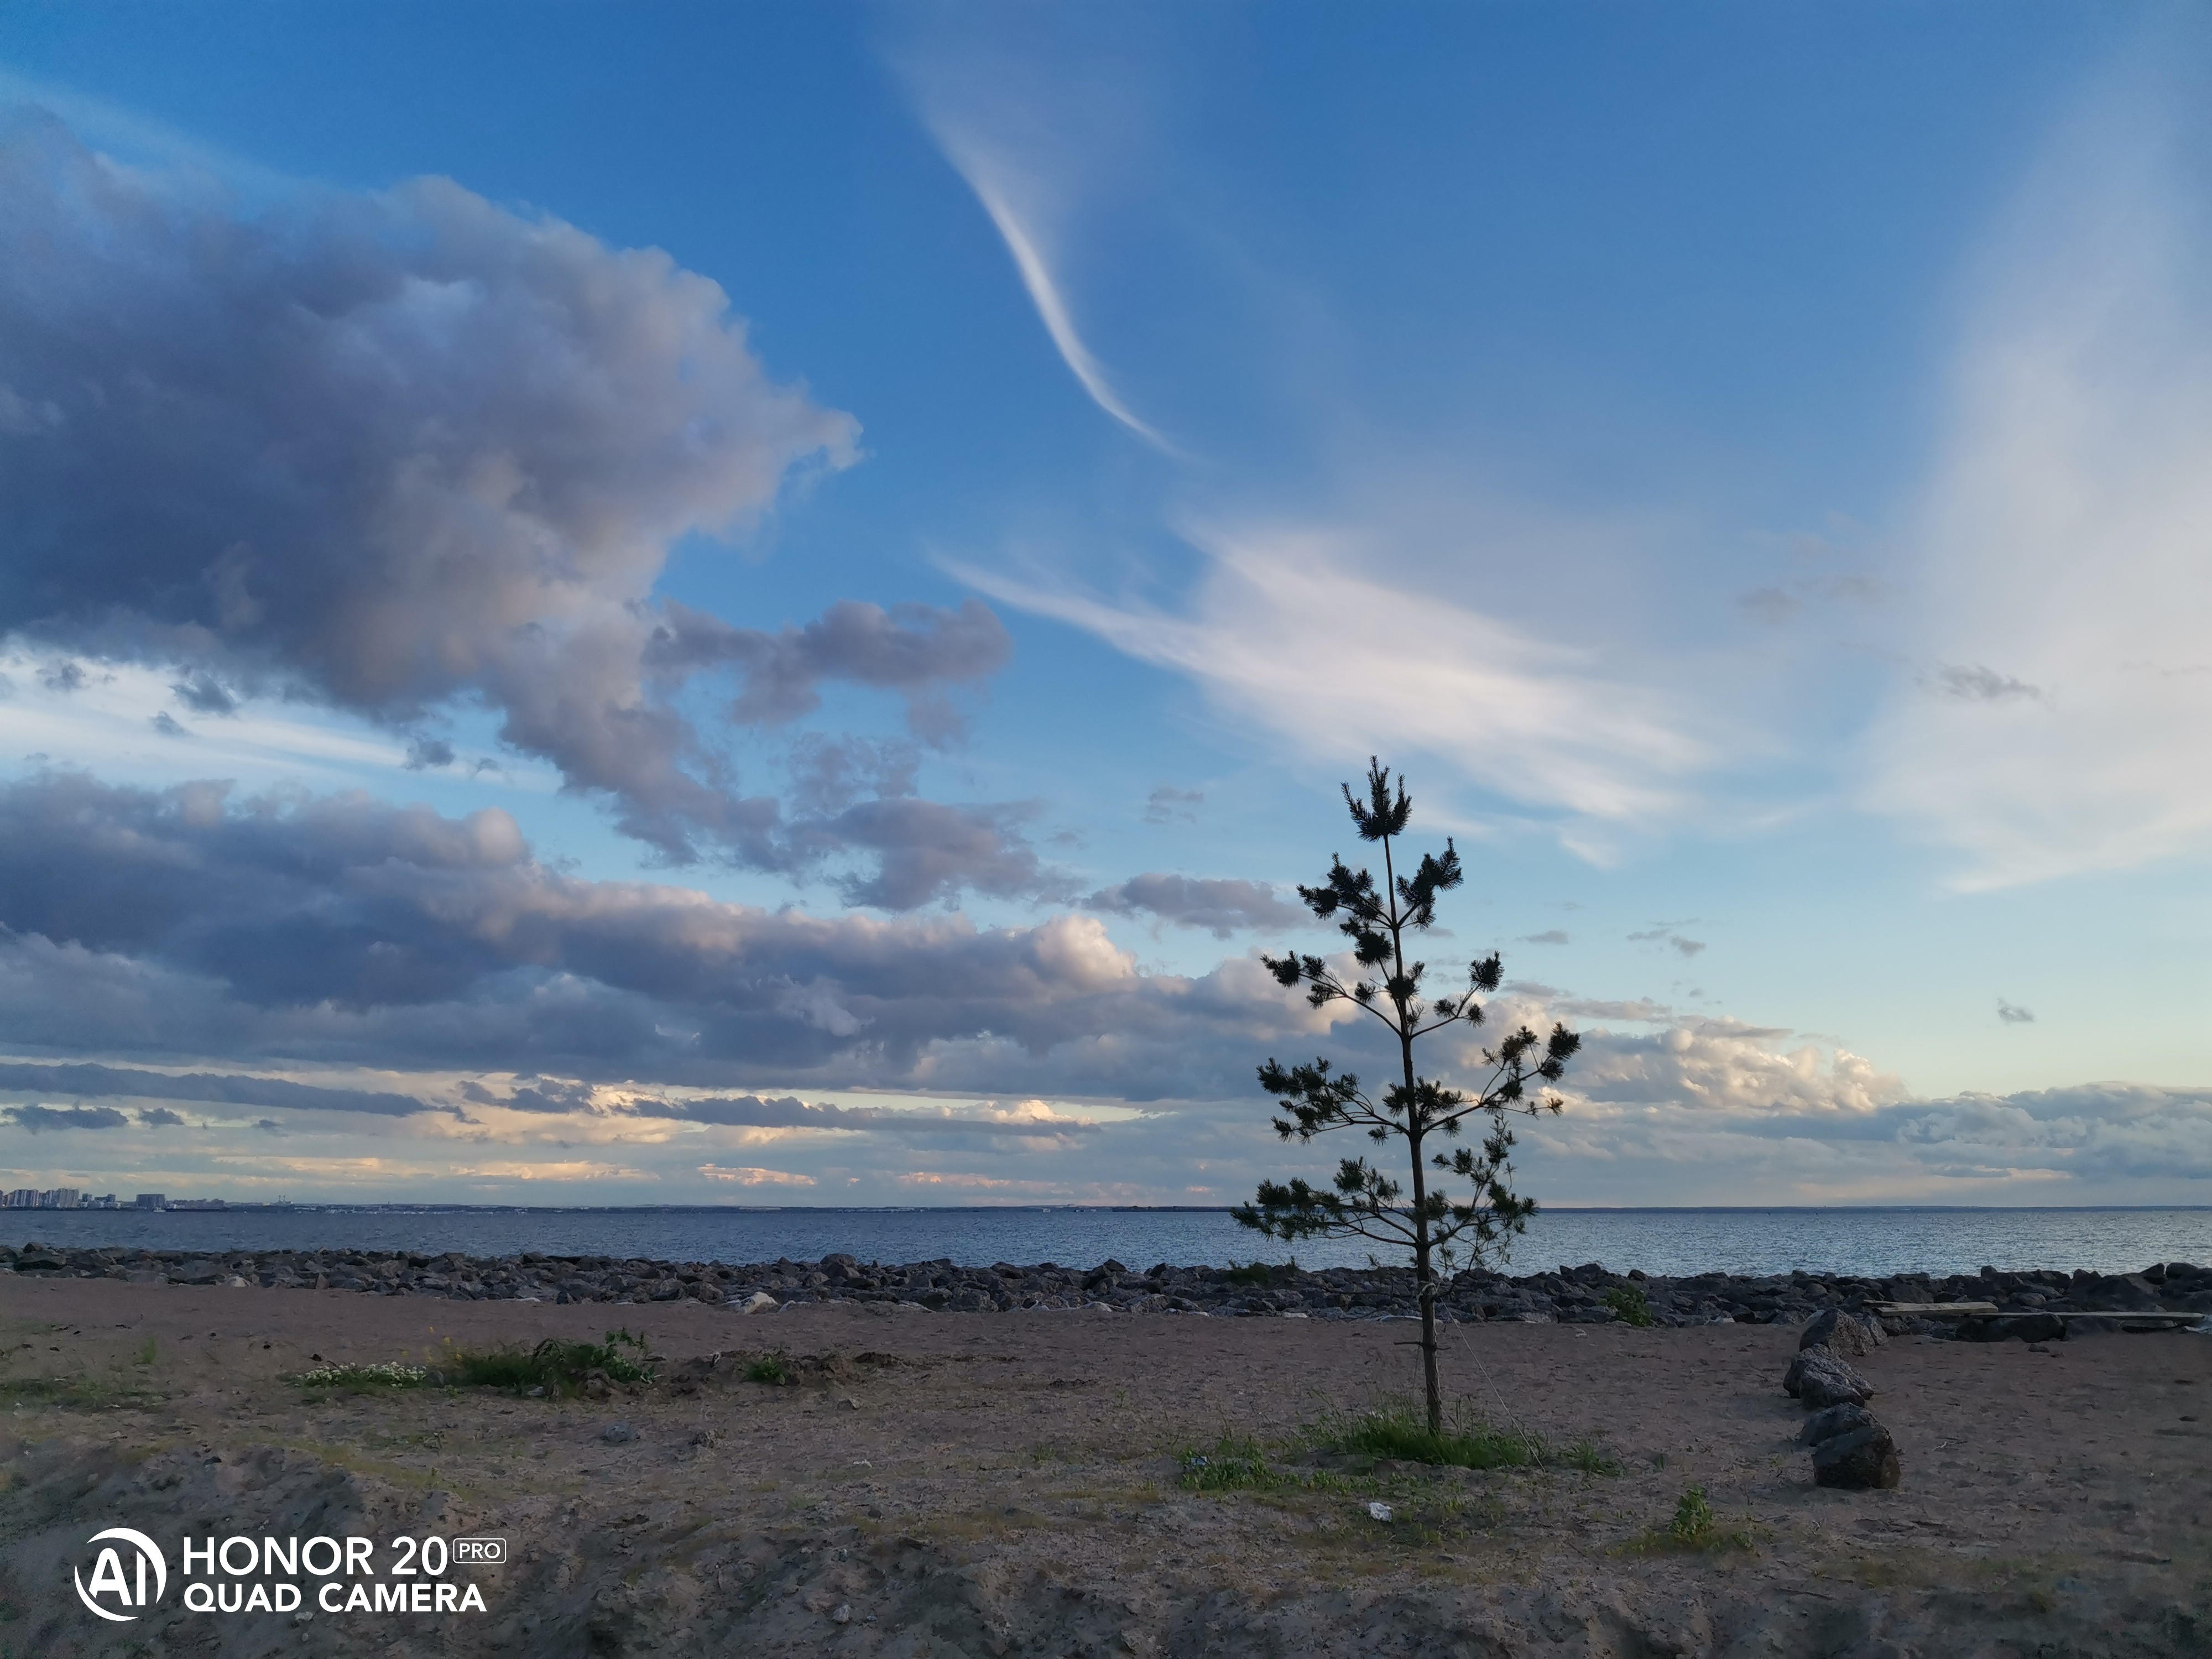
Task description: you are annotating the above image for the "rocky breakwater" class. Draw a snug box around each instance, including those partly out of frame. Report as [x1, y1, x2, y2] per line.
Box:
[1886, 1260, 2212, 1333]
[3, 1243, 2210, 1324]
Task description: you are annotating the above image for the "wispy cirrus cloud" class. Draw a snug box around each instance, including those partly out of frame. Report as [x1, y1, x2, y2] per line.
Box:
[897, 25, 1174, 452]
[899, 24, 1738, 853]
[947, 156, 1171, 451]
[952, 521, 1713, 837]
[1863, 53, 2212, 887]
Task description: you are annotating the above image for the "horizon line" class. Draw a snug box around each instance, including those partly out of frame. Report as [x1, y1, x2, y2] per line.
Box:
[10, 1202, 2210, 1216]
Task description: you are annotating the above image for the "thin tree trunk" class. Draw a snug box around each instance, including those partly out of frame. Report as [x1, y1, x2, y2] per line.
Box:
[1383, 830, 1443, 1436]
[1409, 1120, 1441, 1434]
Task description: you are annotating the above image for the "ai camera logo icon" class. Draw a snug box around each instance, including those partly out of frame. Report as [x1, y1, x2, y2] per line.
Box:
[75, 1527, 168, 1622]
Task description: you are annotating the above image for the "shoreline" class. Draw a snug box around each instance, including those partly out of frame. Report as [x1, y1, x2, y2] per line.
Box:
[10, 1201, 2211, 1211]
[6, 1241, 2208, 1328]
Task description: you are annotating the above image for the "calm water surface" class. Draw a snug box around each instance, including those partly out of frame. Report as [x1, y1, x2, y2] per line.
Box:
[7, 1207, 2210, 1279]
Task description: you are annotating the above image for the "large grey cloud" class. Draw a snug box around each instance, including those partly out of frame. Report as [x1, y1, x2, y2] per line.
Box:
[571, 1089, 1093, 1142]
[0, 1061, 439, 1118]
[0, 771, 1305, 1098]
[803, 797, 1070, 911]
[0, 110, 1031, 902]
[0, 773, 2201, 1199]
[650, 599, 1012, 744]
[2, 1103, 130, 1133]
[1802, 1084, 2212, 1183]
[1083, 873, 1308, 938]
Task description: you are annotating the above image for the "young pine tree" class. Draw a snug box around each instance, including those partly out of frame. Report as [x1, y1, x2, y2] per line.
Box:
[1233, 759, 1580, 1434]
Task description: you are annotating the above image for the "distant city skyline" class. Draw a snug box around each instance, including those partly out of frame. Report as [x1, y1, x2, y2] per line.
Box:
[0, 5, 2208, 1208]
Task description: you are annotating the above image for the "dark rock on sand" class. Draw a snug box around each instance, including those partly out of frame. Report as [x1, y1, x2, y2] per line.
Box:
[1797, 1402, 1875, 1447]
[1798, 1308, 1884, 1356]
[1785, 1347, 1875, 1408]
[1810, 1420, 1902, 1490]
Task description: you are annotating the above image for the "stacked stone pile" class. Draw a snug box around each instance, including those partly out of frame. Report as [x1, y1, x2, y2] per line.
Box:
[1, 1243, 2206, 1324]
[1785, 1308, 1900, 1490]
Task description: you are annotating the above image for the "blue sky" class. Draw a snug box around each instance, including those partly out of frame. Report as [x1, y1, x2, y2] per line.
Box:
[0, 3, 2207, 1208]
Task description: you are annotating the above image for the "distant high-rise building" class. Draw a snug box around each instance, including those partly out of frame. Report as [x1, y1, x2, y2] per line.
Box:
[2, 1190, 35, 1209]
[134, 1193, 166, 1211]
[40, 1188, 80, 1209]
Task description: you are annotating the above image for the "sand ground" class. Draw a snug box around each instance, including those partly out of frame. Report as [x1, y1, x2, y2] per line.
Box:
[0, 1279, 2206, 1657]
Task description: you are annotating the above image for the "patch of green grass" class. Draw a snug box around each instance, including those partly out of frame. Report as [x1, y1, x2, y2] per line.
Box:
[1174, 1430, 1516, 1550]
[1371, 1487, 1505, 1542]
[290, 1329, 655, 1398]
[447, 1329, 655, 1394]
[0, 1375, 142, 1410]
[1316, 1402, 1621, 1475]
[1557, 1437, 1624, 1475]
[745, 1352, 791, 1385]
[1179, 1433, 1298, 1491]
[1603, 1285, 1656, 1328]
[131, 1338, 158, 1368]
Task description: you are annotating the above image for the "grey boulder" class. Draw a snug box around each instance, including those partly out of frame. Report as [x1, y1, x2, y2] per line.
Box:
[1797, 1402, 1875, 1447]
[1799, 1308, 1885, 1356]
[1810, 1419, 1901, 1490]
[1785, 1345, 1875, 1408]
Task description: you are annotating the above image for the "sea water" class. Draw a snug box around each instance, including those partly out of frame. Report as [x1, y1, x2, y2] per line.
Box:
[7, 1206, 2211, 1279]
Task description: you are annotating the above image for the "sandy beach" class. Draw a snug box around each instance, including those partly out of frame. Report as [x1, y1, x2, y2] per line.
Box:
[0, 1277, 2206, 1656]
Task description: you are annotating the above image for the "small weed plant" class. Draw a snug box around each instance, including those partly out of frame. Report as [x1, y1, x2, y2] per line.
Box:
[1636, 1483, 1756, 1554]
[1603, 1285, 1656, 1328]
[1670, 1485, 1715, 1540]
[745, 1352, 792, 1385]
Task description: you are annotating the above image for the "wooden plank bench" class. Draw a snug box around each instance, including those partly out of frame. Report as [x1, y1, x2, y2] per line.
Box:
[1866, 1301, 2201, 1329]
